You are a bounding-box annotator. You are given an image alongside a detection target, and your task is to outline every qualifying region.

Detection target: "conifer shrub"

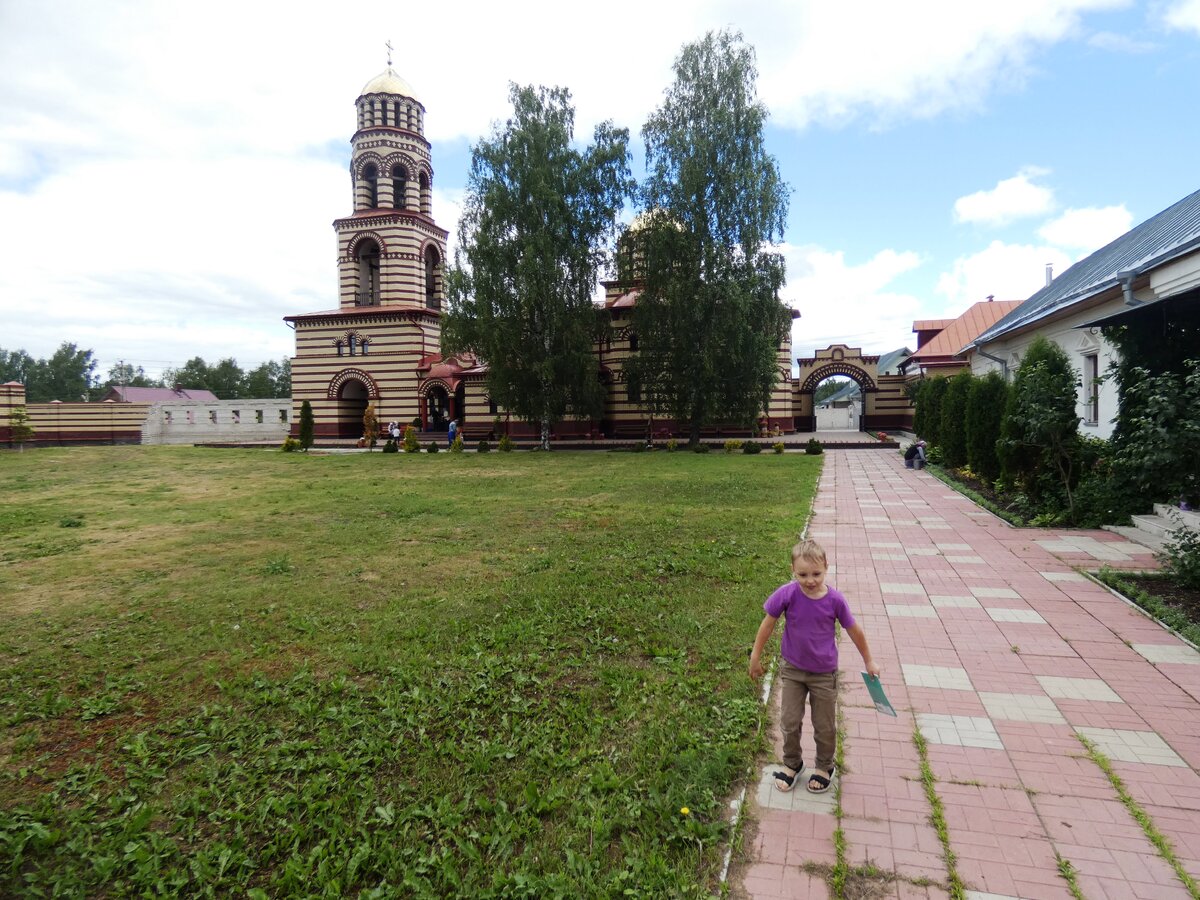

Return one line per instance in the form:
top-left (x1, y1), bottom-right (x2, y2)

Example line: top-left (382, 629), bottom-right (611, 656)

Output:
top-left (450, 435), bottom-right (464, 453)
top-left (298, 400), bottom-right (314, 451)
top-left (402, 424), bottom-right (420, 453)
top-left (382, 438), bottom-right (398, 453)
top-left (965, 371), bottom-right (1007, 483)
top-left (939, 372), bottom-right (972, 468)
top-left (692, 442), bottom-right (711, 453)
top-left (498, 434), bottom-right (514, 452)
top-left (280, 436), bottom-right (300, 452)
top-left (426, 442), bottom-right (440, 453)
top-left (477, 440), bottom-right (491, 453)
top-left (742, 441), bottom-right (762, 454)
top-left (773, 442), bottom-right (785, 454)
top-left (723, 439), bottom-right (742, 453)
top-left (805, 438), bottom-right (822, 455)
top-left (917, 377), bottom-right (949, 447)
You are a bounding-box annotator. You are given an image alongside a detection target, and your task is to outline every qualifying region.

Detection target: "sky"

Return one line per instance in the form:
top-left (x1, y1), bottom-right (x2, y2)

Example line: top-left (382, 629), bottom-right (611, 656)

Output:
top-left (2, 0), bottom-right (1199, 385)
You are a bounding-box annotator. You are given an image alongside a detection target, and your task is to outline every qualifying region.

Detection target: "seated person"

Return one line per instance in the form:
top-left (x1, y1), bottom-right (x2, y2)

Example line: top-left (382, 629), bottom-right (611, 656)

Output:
top-left (904, 440), bottom-right (927, 468)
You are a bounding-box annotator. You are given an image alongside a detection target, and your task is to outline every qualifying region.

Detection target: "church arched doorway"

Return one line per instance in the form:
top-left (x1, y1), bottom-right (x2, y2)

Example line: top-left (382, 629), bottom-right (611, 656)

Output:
top-left (336, 378), bottom-right (370, 438)
top-left (425, 385), bottom-right (449, 431)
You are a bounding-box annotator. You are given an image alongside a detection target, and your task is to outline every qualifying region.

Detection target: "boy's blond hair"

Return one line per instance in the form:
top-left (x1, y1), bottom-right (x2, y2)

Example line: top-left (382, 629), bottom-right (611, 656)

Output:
top-left (791, 538), bottom-right (827, 568)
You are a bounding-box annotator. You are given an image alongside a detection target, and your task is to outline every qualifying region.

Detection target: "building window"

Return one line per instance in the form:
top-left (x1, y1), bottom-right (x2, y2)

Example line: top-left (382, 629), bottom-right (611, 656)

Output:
top-left (336, 341), bottom-right (344, 357)
top-left (163, 410), bottom-right (172, 424)
top-left (361, 340), bottom-right (369, 356)
top-left (1084, 353), bottom-right (1100, 424)
top-left (392, 164), bottom-right (408, 209)
top-left (232, 410), bottom-right (240, 424)
top-left (627, 374), bottom-right (641, 404)
top-left (628, 332), bottom-right (638, 352)
top-left (488, 396), bottom-right (498, 415)
top-left (209, 410), bottom-right (218, 424)
top-left (186, 410), bottom-right (195, 425)
top-left (363, 163), bottom-right (378, 208)
top-left (256, 410), bottom-right (264, 424)
top-left (279, 409), bottom-right (288, 423)
top-left (348, 334), bottom-right (357, 356)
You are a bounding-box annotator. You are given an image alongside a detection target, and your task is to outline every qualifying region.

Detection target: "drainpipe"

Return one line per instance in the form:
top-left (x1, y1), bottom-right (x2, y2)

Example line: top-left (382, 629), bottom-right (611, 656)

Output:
top-left (973, 344), bottom-right (1009, 380)
top-left (1117, 269), bottom-right (1142, 307)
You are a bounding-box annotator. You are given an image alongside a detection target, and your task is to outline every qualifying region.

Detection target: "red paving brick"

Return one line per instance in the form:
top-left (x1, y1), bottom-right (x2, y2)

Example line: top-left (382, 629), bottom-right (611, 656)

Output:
top-left (732, 450), bottom-right (1200, 899)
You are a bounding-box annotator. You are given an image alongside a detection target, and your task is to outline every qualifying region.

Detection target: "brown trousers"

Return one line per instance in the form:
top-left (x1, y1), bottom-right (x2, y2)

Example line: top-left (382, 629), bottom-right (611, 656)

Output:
top-left (779, 661), bottom-right (838, 772)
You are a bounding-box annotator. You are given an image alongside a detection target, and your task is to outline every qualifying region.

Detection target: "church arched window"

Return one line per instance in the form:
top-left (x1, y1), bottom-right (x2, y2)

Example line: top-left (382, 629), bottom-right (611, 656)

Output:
top-left (424, 245), bottom-right (441, 310)
top-left (418, 171), bottom-right (431, 215)
top-left (363, 163), bottom-right (378, 209)
top-left (392, 164), bottom-right (408, 210)
top-left (356, 239), bottom-right (381, 307)
top-left (335, 340), bottom-right (344, 357)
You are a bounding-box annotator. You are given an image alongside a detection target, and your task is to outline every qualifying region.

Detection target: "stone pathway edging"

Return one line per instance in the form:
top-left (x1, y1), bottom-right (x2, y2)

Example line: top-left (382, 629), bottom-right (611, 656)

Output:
top-left (731, 450), bottom-right (1200, 900)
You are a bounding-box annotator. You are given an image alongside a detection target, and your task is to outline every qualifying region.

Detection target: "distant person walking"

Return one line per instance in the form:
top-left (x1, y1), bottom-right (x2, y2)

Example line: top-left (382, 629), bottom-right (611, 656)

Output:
top-left (447, 418), bottom-right (458, 447)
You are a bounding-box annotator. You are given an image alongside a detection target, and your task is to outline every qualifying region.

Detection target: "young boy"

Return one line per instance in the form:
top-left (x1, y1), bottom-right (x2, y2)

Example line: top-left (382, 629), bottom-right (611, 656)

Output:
top-left (749, 538), bottom-right (879, 793)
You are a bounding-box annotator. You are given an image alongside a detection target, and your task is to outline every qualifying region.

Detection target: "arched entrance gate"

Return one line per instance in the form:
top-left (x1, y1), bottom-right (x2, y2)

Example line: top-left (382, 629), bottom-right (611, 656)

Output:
top-left (793, 344), bottom-right (909, 433)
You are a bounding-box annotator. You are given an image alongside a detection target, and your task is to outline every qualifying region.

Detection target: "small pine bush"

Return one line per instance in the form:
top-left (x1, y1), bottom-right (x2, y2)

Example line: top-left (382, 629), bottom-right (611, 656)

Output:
top-left (450, 435), bottom-right (464, 453)
top-left (498, 434), bottom-right (514, 452)
top-left (426, 442), bottom-right (439, 453)
top-left (402, 424), bottom-right (420, 453)
top-left (805, 438), bottom-right (822, 455)
top-left (692, 442), bottom-right (711, 454)
top-left (742, 441), bottom-right (763, 454)
top-left (477, 440), bottom-right (491, 453)
top-left (773, 442), bottom-right (785, 454)
top-left (280, 436), bottom-right (301, 452)
top-left (723, 439), bottom-right (743, 453)
top-left (382, 439), bottom-right (398, 453)
top-left (666, 438), bottom-right (678, 452)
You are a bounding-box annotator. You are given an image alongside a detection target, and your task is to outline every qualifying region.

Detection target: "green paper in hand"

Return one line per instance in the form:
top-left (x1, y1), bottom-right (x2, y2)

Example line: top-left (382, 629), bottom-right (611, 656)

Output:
top-left (862, 672), bottom-right (896, 717)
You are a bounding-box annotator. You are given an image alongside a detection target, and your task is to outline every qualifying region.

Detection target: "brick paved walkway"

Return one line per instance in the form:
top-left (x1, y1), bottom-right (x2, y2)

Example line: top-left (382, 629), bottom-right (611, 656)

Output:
top-left (734, 450), bottom-right (1200, 900)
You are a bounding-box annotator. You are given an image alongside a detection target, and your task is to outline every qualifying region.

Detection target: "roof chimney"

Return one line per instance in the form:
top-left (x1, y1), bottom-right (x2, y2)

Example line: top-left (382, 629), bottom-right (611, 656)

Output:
top-left (1045, 263), bottom-right (1053, 286)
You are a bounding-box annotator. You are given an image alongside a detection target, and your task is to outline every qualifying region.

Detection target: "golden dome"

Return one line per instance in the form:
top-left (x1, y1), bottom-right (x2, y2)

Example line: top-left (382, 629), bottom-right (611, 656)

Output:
top-left (360, 67), bottom-right (419, 102)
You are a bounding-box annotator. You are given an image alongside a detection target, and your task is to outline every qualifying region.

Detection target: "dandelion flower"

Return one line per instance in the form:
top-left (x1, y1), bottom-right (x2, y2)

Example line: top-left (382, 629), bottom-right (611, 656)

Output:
top-left (680, 806), bottom-right (690, 816)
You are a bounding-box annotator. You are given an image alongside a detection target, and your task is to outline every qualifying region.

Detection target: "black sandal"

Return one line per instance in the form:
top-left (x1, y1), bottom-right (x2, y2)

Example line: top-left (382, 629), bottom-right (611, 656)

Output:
top-left (807, 767), bottom-right (835, 794)
top-left (772, 766), bottom-right (800, 792)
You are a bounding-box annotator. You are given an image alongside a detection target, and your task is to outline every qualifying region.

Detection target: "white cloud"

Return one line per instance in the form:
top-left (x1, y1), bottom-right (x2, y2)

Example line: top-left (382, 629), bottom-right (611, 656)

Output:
top-left (936, 240), bottom-right (1074, 309)
top-left (954, 167), bottom-right (1056, 226)
top-left (1163, 0), bottom-right (1200, 33)
top-left (1086, 31), bottom-right (1156, 52)
top-left (783, 245), bottom-right (924, 359)
top-left (748, 0), bottom-right (1129, 128)
top-left (1038, 205), bottom-right (1132, 251)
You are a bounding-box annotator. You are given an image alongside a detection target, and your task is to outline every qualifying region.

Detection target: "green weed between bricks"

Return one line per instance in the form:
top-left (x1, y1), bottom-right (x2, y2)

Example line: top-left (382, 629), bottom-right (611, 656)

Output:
top-left (1078, 734), bottom-right (1200, 900)
top-left (0, 446), bottom-right (818, 897)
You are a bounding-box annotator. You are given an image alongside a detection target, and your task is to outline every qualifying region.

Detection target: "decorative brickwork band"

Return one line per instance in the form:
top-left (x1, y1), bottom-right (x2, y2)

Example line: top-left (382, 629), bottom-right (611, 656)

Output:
top-left (800, 363), bottom-right (877, 392)
top-left (327, 369), bottom-right (380, 400)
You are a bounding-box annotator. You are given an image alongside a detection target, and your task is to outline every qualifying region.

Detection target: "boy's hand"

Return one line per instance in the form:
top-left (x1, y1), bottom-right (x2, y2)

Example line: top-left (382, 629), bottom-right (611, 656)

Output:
top-left (863, 658), bottom-right (881, 678)
top-left (749, 658), bottom-right (765, 681)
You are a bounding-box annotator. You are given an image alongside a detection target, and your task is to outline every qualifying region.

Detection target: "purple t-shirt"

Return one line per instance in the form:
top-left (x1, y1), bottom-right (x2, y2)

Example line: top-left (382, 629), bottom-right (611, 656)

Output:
top-left (764, 582), bottom-right (856, 673)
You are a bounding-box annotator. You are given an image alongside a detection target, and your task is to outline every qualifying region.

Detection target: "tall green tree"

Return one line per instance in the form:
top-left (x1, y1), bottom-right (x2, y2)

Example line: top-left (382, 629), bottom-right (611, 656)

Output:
top-left (8, 406), bottom-right (34, 450)
top-left (100, 362), bottom-right (160, 396)
top-left (164, 357), bottom-right (212, 393)
top-left (0, 348), bottom-right (37, 387)
top-left (16, 343), bottom-right (98, 402)
top-left (999, 336), bottom-right (1081, 516)
top-left (939, 372), bottom-right (973, 468)
top-left (965, 371), bottom-right (1007, 483)
top-left (243, 358), bottom-right (291, 399)
top-left (443, 83), bottom-right (632, 450)
top-left (626, 29), bottom-right (791, 445)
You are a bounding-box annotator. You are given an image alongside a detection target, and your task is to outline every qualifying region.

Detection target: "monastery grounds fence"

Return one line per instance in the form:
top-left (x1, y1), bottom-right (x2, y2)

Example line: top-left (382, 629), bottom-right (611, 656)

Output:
top-left (1, 383), bottom-right (290, 447)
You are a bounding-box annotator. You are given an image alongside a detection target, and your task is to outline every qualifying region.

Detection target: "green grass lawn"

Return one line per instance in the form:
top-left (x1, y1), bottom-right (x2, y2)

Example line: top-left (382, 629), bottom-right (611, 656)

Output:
top-left (0, 446), bottom-right (819, 898)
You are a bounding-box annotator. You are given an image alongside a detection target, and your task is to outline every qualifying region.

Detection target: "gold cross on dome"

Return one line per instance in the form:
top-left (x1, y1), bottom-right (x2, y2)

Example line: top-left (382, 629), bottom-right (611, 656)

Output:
top-left (385, 39), bottom-right (393, 67)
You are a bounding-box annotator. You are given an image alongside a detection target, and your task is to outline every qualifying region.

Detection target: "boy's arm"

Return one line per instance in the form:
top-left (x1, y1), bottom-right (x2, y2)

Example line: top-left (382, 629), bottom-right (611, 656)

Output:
top-left (749, 614), bottom-right (778, 681)
top-left (845, 622), bottom-right (880, 677)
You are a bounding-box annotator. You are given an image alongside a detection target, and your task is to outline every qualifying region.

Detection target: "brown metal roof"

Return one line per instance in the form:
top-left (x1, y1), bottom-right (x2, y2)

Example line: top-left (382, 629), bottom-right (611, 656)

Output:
top-left (908, 301), bottom-right (1022, 362)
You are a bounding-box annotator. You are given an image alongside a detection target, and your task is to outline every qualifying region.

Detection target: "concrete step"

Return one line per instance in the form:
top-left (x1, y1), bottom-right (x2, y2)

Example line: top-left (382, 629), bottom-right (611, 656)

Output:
top-left (1103, 524), bottom-right (1167, 554)
top-left (1130, 514), bottom-right (1175, 538)
top-left (1153, 503), bottom-right (1200, 530)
